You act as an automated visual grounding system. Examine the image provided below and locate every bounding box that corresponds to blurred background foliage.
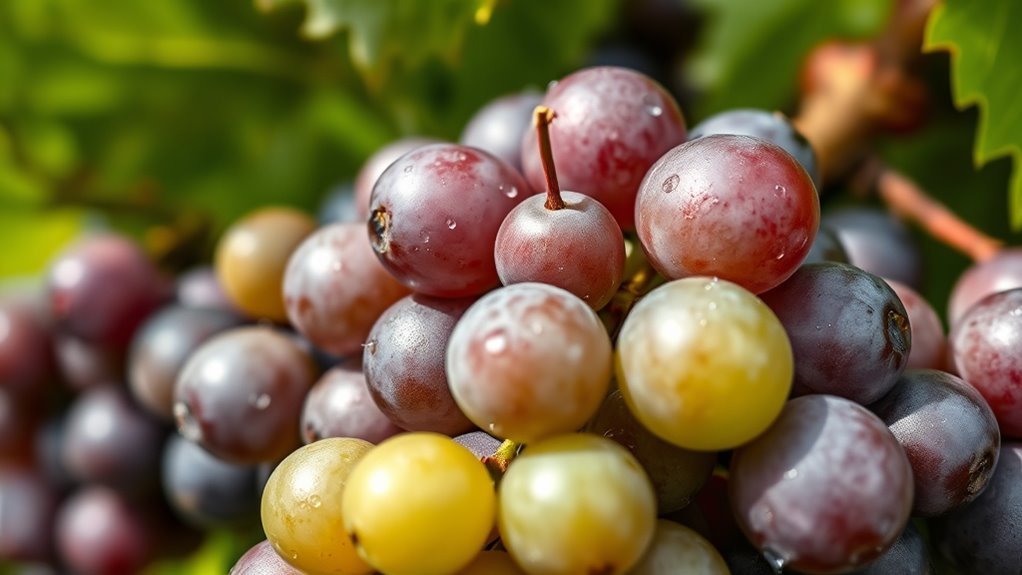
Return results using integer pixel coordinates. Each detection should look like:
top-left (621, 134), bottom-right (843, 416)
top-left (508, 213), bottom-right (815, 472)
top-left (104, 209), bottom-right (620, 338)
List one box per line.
top-left (0, 0), bottom-right (1018, 569)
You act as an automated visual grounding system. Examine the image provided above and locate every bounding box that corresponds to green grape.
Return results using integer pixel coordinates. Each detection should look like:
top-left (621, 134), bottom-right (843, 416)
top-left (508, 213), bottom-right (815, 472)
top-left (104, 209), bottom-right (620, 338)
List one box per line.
top-left (498, 433), bottom-right (656, 575)
top-left (629, 520), bottom-right (729, 574)
top-left (615, 277), bottom-right (793, 451)
top-left (455, 551), bottom-right (527, 574)
top-left (260, 437), bottom-right (374, 575)
top-left (342, 432), bottom-right (496, 575)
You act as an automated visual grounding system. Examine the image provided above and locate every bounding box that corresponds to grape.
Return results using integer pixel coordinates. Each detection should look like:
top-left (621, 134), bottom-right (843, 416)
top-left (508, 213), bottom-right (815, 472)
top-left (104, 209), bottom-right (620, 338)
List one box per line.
top-left (932, 443), bottom-right (1022, 574)
top-left (231, 540), bottom-right (304, 575)
top-left (950, 288), bottom-right (1022, 437)
top-left (55, 334), bottom-right (124, 390)
top-left (822, 207), bottom-right (923, 289)
top-left (62, 385), bottom-right (166, 493)
top-left (494, 106), bottom-right (626, 310)
top-left (0, 467), bottom-right (58, 563)
top-left (886, 279), bottom-right (947, 370)
top-left (342, 432), bottom-right (496, 575)
top-left (460, 89), bottom-right (543, 171)
top-left (354, 137), bottom-right (441, 218)
top-left (214, 207), bottom-right (316, 322)
top-left (175, 266), bottom-right (239, 312)
top-left (586, 389), bottom-right (716, 513)
top-left (759, 262), bottom-right (911, 405)
top-left (802, 225), bottom-right (849, 265)
top-left (447, 282), bottom-right (612, 442)
top-left (871, 369), bottom-right (999, 516)
top-left (455, 550), bottom-right (526, 575)
top-left (845, 521), bottom-right (932, 574)
top-left (301, 364), bottom-right (403, 444)
top-left (56, 486), bottom-right (154, 575)
top-left (0, 298), bottom-right (55, 402)
top-left (498, 433), bottom-right (656, 575)
top-left (629, 520), bottom-right (729, 575)
top-left (520, 66), bottom-right (687, 230)
top-left (368, 143), bottom-right (531, 297)
top-left (689, 108), bottom-right (821, 186)
top-left (363, 294), bottom-right (475, 435)
top-left (174, 326), bottom-right (317, 464)
top-left (261, 437), bottom-right (374, 575)
top-left (161, 433), bottom-right (260, 528)
top-left (729, 395), bottom-right (913, 574)
top-left (128, 305), bottom-right (242, 420)
top-left (284, 222), bottom-right (411, 357)
top-left (616, 277), bottom-right (793, 451)
top-left (636, 134), bottom-right (820, 294)
top-left (0, 390), bottom-right (41, 465)
top-left (46, 233), bottom-right (169, 346)
top-left (948, 247), bottom-right (1022, 326)
top-left (318, 181), bottom-right (360, 224)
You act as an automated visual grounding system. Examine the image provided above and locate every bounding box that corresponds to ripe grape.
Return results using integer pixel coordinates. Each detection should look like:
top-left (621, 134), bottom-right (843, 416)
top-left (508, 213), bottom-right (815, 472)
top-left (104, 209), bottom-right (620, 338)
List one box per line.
top-left (635, 134), bottom-right (819, 294)
top-left (948, 247), bottom-right (1022, 326)
top-left (354, 137), bottom-right (441, 218)
top-left (498, 433), bottom-right (656, 575)
top-left (520, 66), bottom-right (687, 230)
top-left (446, 282), bottom-right (612, 442)
top-left (174, 326), bottom-right (317, 464)
top-left (161, 433), bottom-right (260, 528)
top-left (0, 467), bottom-right (58, 563)
top-left (214, 207), bottom-right (316, 322)
top-left (950, 288), bottom-right (1022, 437)
top-left (128, 305), bottom-right (242, 420)
top-left (886, 279), bottom-right (946, 370)
top-left (46, 233), bottom-right (169, 346)
top-left (689, 108), bottom-right (821, 186)
top-left (261, 437), bottom-right (374, 575)
top-left (616, 277), bottom-right (793, 451)
top-left (846, 522), bottom-right (932, 574)
top-left (175, 266), bottom-right (238, 312)
top-left (368, 143), bottom-right (531, 297)
top-left (822, 207), bottom-right (923, 289)
top-left (301, 364), bottom-right (403, 444)
top-left (342, 432), bottom-right (496, 575)
top-left (460, 89), bottom-right (542, 171)
top-left (453, 430), bottom-right (502, 461)
top-left (586, 389), bottom-right (716, 513)
top-left (629, 520), bottom-right (729, 575)
top-left (363, 294), bottom-right (476, 435)
top-left (0, 390), bottom-right (41, 465)
top-left (0, 299), bottom-right (55, 402)
top-left (759, 262), bottom-right (911, 405)
top-left (283, 222), bottom-right (411, 356)
top-left (802, 225), bottom-right (849, 265)
top-left (55, 334), bottom-right (124, 390)
top-left (230, 540), bottom-right (304, 575)
top-left (55, 486), bottom-right (154, 575)
top-left (730, 395), bottom-right (913, 573)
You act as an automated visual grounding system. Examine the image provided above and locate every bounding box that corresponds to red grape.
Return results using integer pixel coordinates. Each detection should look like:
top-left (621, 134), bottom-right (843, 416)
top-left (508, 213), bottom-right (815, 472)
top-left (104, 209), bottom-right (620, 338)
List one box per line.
top-left (301, 364), bottom-right (404, 444)
top-left (948, 247), bottom-right (1022, 326)
top-left (354, 137), bottom-right (441, 218)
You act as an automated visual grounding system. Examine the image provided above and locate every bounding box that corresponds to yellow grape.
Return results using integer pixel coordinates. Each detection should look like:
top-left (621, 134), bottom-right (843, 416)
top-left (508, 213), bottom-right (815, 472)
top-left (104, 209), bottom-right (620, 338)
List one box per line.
top-left (215, 207), bottom-right (316, 321)
top-left (499, 433), bottom-right (656, 575)
top-left (455, 551), bottom-right (527, 574)
top-left (260, 437), bottom-right (374, 575)
top-left (629, 520), bottom-right (729, 574)
top-left (616, 277), bottom-right (793, 451)
top-left (342, 432), bottom-right (496, 575)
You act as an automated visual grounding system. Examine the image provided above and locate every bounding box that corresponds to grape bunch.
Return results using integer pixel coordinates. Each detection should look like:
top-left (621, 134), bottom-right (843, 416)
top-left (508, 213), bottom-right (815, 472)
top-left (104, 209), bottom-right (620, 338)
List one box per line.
top-left (0, 54), bottom-right (1019, 575)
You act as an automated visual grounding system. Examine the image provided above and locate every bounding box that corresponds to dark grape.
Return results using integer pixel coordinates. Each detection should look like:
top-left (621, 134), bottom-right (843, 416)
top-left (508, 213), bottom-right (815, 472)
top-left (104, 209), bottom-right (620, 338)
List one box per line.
top-left (689, 108), bottom-right (821, 186)
top-left (55, 486), bottom-right (154, 575)
top-left (822, 207), bottom-right (923, 289)
top-left (635, 134), bottom-right (820, 294)
top-left (175, 266), bottom-right (239, 313)
top-left (871, 369), bottom-right (999, 516)
top-left (354, 136), bottom-right (441, 218)
top-left (729, 395), bottom-right (913, 574)
top-left (886, 279), bottom-right (947, 370)
top-left (54, 334), bottom-right (124, 391)
top-left (759, 262), bottom-right (911, 405)
top-left (0, 390), bottom-right (41, 465)
top-left (520, 66), bottom-right (687, 230)
top-left (846, 521), bottom-right (931, 574)
top-left (363, 294), bottom-right (475, 435)
top-left (230, 539), bottom-right (304, 575)
top-left (950, 288), bottom-right (1022, 437)
top-left (802, 225), bottom-right (849, 265)
top-left (161, 433), bottom-right (260, 528)
top-left (128, 305), bottom-right (242, 420)
top-left (301, 364), bottom-right (403, 444)
top-left (459, 89), bottom-right (542, 171)
top-left (948, 247), bottom-right (1022, 326)
top-left (0, 467), bottom-right (58, 563)
top-left (0, 298), bottom-right (55, 401)
top-left (174, 326), bottom-right (316, 464)
top-left (368, 143), bottom-right (531, 297)
top-left (46, 233), bottom-right (168, 346)
top-left (317, 181), bottom-right (360, 224)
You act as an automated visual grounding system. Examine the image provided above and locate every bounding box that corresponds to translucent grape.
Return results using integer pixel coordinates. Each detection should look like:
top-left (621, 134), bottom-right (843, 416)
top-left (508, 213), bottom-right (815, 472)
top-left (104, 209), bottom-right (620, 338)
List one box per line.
top-left (616, 277), bottom-right (793, 451)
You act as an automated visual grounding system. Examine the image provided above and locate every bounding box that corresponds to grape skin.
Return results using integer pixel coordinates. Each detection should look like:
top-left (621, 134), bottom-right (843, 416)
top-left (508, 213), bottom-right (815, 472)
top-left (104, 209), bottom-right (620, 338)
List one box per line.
top-left (629, 520), bottom-right (729, 575)
top-left (301, 365), bottom-right (404, 444)
top-left (446, 283), bottom-right (612, 442)
top-left (56, 486), bottom-right (154, 575)
top-left (230, 540), bottom-right (304, 575)
top-left (161, 433), bottom-right (261, 529)
top-left (354, 137), bottom-right (441, 218)
top-left (822, 207), bottom-right (923, 290)
top-left (886, 279), bottom-right (946, 370)
top-left (948, 247), bottom-right (1022, 327)
top-left (635, 134), bottom-right (820, 294)
top-left (0, 299), bottom-right (55, 402)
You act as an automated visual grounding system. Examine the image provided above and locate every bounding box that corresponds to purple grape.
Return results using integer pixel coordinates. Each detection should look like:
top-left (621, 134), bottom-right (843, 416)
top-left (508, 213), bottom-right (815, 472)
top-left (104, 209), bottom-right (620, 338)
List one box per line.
top-left (174, 326), bottom-right (317, 464)
top-left (760, 263), bottom-right (911, 405)
top-left (354, 137), bottom-right (441, 219)
top-left (802, 225), bottom-right (849, 265)
top-left (363, 294), bottom-right (475, 435)
top-left (729, 395), bottom-right (913, 573)
top-left (822, 207), bottom-right (923, 290)
top-left (0, 467), bottom-right (58, 563)
top-left (886, 279), bottom-right (947, 370)
top-left (369, 143), bottom-right (532, 297)
top-left (55, 486), bottom-right (154, 575)
top-left (161, 434), bottom-right (260, 528)
top-left (301, 365), bottom-right (403, 444)
top-left (460, 89), bottom-right (543, 171)
top-left (0, 299), bottom-right (55, 402)
top-left (55, 334), bottom-right (124, 391)
top-left (175, 266), bottom-right (239, 313)
top-left (0, 390), bottom-right (41, 466)
top-left (871, 369), bottom-right (999, 516)
top-left (230, 539), bottom-right (304, 575)
top-left (948, 247), bottom-right (1022, 327)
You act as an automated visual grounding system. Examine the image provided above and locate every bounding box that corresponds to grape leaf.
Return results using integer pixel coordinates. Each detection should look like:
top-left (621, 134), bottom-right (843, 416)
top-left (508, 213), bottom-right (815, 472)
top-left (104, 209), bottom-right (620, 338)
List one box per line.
top-left (686, 0), bottom-right (891, 119)
top-left (925, 0), bottom-right (1022, 229)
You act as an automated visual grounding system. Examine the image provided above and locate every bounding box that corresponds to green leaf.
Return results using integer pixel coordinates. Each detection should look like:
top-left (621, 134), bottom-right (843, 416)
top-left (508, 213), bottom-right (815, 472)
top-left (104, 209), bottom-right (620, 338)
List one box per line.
top-left (686, 0), bottom-right (891, 118)
top-left (925, 0), bottom-right (1022, 229)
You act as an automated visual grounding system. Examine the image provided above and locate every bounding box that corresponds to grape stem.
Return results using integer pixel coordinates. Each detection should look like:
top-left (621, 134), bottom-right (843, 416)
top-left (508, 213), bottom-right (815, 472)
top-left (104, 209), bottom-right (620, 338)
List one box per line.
top-left (534, 106), bottom-right (566, 211)
top-left (482, 439), bottom-right (523, 479)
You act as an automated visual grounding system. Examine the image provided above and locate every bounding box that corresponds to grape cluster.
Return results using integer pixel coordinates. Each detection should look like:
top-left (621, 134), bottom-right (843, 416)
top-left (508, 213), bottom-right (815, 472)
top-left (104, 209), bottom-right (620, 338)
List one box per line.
top-left (1, 62), bottom-right (1019, 575)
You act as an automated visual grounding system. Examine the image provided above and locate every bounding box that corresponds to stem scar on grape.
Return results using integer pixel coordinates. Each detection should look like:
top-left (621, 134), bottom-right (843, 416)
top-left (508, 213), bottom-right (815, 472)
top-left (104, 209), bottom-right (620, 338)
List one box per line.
top-left (370, 206), bottom-right (391, 253)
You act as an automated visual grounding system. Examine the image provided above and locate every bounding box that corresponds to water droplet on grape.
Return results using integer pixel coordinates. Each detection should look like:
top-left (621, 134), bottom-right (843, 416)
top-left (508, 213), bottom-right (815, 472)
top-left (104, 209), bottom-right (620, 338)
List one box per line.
top-left (762, 548), bottom-right (787, 574)
top-left (174, 401), bottom-right (203, 442)
top-left (775, 251), bottom-right (786, 260)
top-left (309, 495), bottom-right (321, 508)
top-left (646, 104), bottom-right (663, 117)
top-left (251, 393), bottom-right (271, 410)
top-left (403, 165), bottom-right (413, 173)
top-left (456, 152), bottom-right (467, 162)
top-left (662, 174), bottom-right (680, 193)
top-left (484, 330), bottom-right (508, 354)
top-left (363, 339), bottom-right (377, 355)
top-left (505, 186), bottom-right (519, 198)
top-left (446, 219), bottom-right (457, 230)
top-left (547, 80), bottom-right (559, 90)
top-left (784, 468), bottom-right (799, 479)
top-left (774, 184), bottom-right (787, 196)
